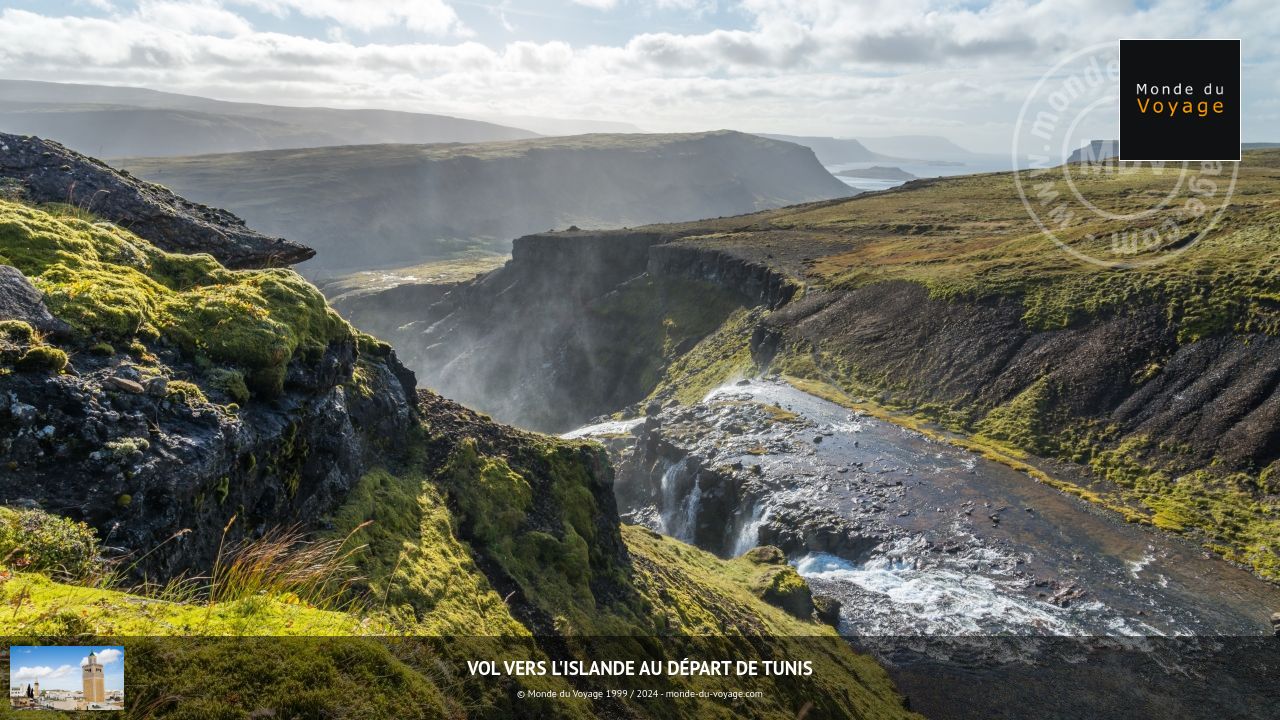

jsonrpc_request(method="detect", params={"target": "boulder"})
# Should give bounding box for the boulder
[0,265,70,337]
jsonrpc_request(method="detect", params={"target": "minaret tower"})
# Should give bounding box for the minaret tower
[82,652,105,704]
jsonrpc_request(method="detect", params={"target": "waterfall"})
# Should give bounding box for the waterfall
[658,458,689,535]
[731,504,768,557]
[677,477,702,543]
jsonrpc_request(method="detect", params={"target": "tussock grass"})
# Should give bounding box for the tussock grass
[208,516,372,612]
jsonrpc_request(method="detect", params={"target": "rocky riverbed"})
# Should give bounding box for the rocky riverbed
[573,377,1280,637]
[570,378,1280,717]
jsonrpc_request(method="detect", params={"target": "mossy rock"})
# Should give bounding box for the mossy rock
[207,367,250,404]
[0,199,355,400]
[14,345,67,373]
[742,544,786,565]
[751,565,814,619]
[166,379,208,404]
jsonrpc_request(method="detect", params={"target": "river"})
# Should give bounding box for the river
[567,377,1280,718]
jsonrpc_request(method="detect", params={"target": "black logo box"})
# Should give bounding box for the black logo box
[1119,39,1240,161]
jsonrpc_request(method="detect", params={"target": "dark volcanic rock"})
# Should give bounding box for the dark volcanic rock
[0,334,419,579]
[0,133,313,268]
[0,265,70,337]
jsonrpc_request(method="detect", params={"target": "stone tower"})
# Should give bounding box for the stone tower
[82,652,104,703]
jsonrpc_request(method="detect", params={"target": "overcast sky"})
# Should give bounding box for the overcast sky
[0,0,1275,152]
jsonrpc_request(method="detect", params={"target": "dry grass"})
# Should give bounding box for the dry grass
[208,516,373,611]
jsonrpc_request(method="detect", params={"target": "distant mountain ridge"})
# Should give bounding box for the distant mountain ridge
[0,79,538,157]
[758,134,889,164]
[119,130,855,275]
[858,135,978,160]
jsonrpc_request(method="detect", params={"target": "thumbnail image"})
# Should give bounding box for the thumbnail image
[9,647,123,712]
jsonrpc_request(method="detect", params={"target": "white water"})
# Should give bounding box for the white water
[676,477,702,543]
[732,504,769,557]
[560,418,644,439]
[658,458,689,537]
[795,551,1085,635]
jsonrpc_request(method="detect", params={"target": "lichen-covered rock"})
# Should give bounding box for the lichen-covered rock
[0,133,312,268]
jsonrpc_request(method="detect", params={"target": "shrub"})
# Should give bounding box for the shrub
[14,345,67,373]
[0,507,101,580]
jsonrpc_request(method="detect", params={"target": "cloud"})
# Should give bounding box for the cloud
[570,0,620,9]
[13,665,76,681]
[80,648,122,666]
[228,0,466,35]
[0,1,1274,151]
[137,0,253,36]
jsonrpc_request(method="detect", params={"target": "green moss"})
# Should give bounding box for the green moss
[750,564,814,619]
[0,318,35,344]
[975,377,1057,455]
[207,367,250,404]
[447,440,532,544]
[1,572,379,636]
[0,506,101,580]
[13,345,67,373]
[88,340,115,356]
[166,379,208,405]
[327,467,528,636]
[356,331,393,358]
[0,199,356,399]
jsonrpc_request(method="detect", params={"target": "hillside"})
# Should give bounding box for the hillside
[374,151,1280,584]
[0,79,537,157]
[119,131,855,275]
[0,135,916,719]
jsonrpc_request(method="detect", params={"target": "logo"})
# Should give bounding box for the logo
[1011,42,1238,269]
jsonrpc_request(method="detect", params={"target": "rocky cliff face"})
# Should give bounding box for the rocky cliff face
[377,223,798,432]
[0,166,411,576]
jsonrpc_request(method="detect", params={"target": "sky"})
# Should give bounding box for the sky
[0,0,1275,152]
[9,646,124,693]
